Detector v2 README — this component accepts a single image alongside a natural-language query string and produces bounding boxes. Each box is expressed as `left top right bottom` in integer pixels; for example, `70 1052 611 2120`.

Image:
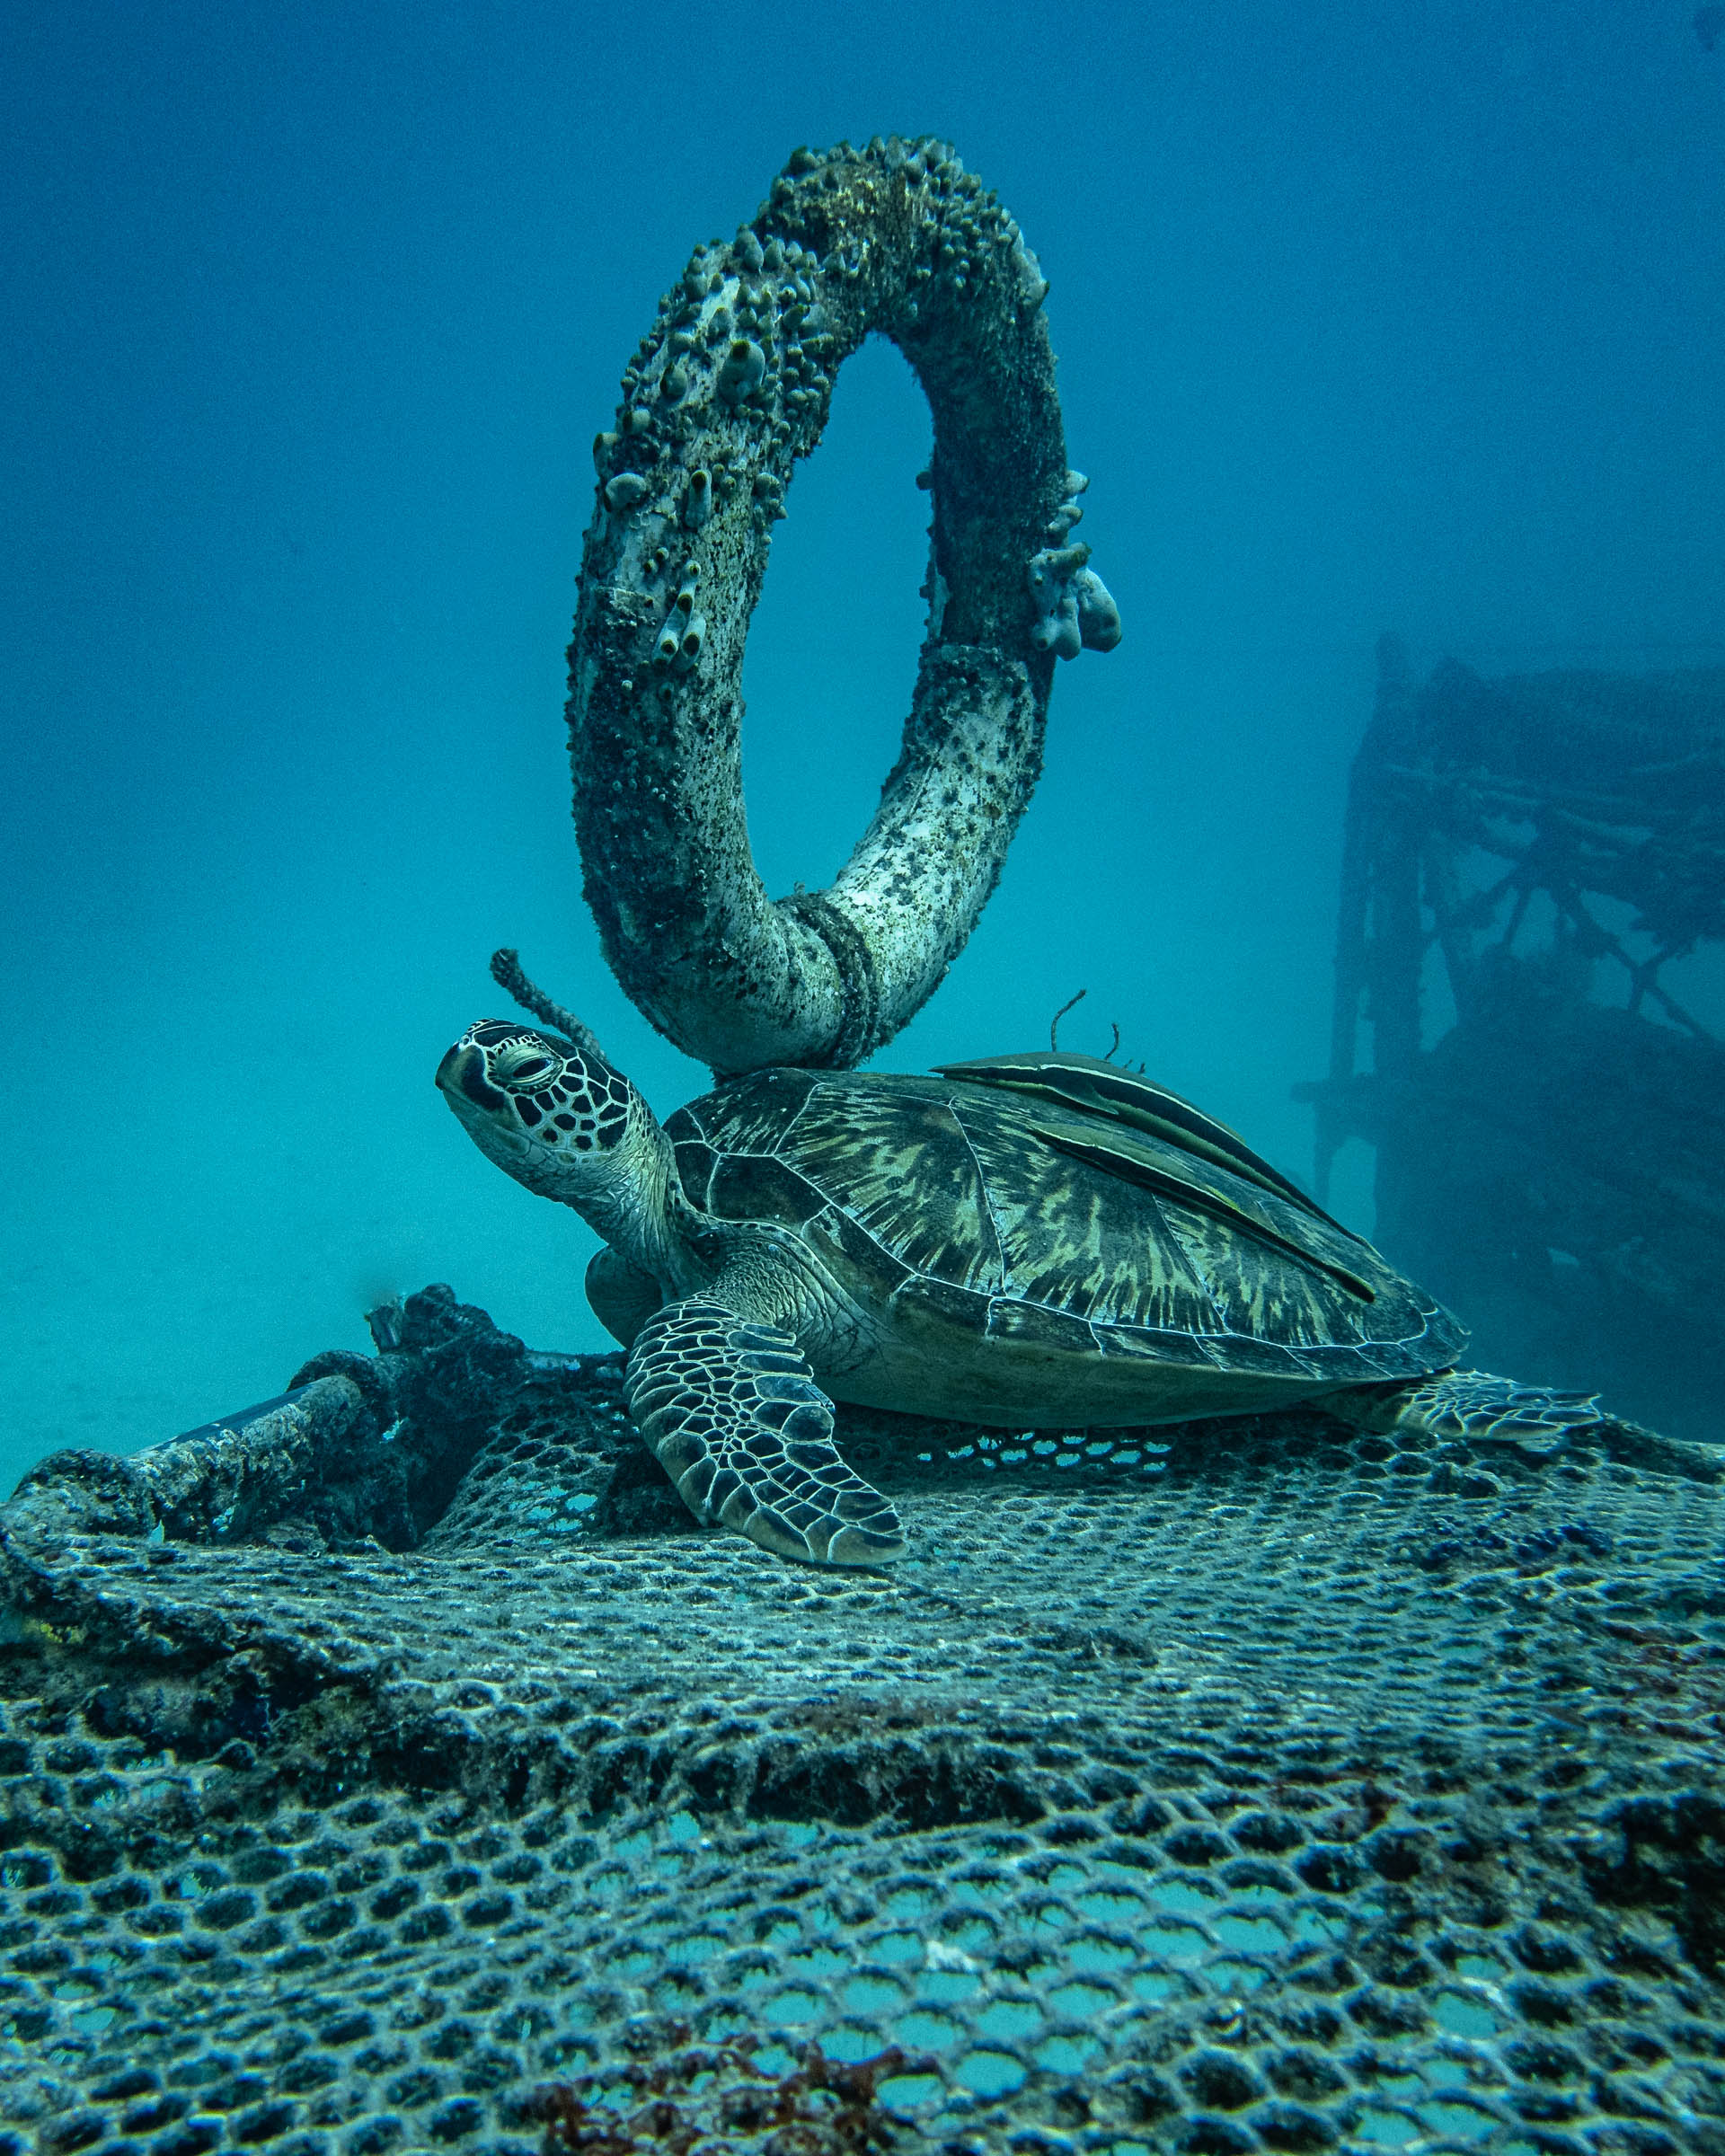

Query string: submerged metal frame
1299 636 1725 1426
1306 635 1725 1187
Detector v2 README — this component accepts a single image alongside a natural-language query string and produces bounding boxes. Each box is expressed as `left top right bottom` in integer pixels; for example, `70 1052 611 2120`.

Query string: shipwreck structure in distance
1300 637 1725 1442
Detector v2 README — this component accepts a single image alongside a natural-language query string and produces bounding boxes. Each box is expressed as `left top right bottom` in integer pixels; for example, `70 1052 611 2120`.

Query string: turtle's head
436 1020 653 1217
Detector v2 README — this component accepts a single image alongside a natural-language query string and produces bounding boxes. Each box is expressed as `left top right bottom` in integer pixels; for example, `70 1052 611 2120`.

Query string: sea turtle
436 982 1601 1567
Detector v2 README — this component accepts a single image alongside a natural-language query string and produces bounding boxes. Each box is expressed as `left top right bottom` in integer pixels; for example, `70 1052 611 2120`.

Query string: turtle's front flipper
624 1297 907 1566
1342 1369 1603 1453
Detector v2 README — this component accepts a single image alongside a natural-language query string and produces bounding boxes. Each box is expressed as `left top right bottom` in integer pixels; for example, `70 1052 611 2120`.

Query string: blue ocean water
3 0 1723 1486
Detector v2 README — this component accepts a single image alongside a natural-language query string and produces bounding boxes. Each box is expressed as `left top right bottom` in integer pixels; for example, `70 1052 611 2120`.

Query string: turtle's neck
569 1111 707 1295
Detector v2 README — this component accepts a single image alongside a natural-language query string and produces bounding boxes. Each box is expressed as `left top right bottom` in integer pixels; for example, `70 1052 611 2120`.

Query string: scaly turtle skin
437 1019 1602 1567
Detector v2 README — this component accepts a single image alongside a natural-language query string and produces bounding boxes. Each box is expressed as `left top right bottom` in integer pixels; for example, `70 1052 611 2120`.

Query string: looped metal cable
568 137 1118 1075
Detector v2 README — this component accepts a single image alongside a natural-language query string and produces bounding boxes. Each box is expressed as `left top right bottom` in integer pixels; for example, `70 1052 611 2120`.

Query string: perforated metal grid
1 1292 1721 2155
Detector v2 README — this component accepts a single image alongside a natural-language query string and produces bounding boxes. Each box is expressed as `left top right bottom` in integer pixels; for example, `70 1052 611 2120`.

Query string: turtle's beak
436 1043 507 1114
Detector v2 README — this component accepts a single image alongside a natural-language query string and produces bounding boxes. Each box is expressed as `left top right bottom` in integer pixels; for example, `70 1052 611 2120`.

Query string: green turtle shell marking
664 1064 1462 1409
934 1049 1362 1237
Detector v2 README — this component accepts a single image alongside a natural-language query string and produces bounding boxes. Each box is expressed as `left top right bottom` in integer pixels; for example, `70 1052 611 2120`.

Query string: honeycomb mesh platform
1 1287 1721 2156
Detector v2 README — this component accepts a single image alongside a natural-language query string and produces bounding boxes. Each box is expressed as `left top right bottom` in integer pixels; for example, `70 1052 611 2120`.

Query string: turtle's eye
491 1042 559 1091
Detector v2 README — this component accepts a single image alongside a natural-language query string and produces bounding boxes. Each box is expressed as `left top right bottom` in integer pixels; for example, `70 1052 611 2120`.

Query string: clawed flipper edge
1393 1369 1604 1451
624 1297 907 1566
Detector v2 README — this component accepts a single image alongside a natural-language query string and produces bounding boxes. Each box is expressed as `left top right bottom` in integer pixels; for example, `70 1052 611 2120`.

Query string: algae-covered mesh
2 1287 1722 2156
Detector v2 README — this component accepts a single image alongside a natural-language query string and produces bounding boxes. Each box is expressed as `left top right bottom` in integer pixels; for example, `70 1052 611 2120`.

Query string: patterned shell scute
1088 1321 1229 1368
668 1068 821 1220
1158 1204 1360 1356
676 1069 1462 1371
800 1204 916 1305
706 1149 827 1229
671 1067 824 1164
949 1097 1214 1335
984 1297 1099 1359
727 1076 1005 1297
669 1134 721 1214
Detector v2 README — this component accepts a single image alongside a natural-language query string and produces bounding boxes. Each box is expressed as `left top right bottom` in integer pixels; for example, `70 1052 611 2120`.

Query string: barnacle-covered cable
570 136 1120 1074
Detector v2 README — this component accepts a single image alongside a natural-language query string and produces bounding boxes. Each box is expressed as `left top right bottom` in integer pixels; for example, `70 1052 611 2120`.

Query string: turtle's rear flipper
624 1297 907 1566
1339 1369 1603 1453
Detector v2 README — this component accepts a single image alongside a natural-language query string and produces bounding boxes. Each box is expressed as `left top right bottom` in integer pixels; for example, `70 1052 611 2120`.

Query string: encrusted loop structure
571 137 1119 1074
3 1286 1723 2153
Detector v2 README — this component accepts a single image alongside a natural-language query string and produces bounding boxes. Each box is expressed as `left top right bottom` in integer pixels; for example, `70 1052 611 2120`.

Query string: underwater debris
537 2033 917 2154
571 137 1121 1074
1303 641 1725 1441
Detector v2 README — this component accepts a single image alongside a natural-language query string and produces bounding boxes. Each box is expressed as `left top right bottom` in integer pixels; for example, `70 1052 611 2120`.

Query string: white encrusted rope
570 136 1120 1075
